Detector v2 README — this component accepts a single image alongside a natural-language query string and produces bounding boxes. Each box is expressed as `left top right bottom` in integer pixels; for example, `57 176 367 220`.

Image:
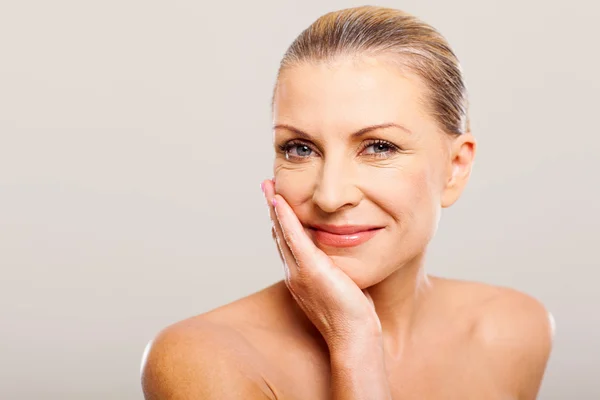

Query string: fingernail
260 181 265 194
271 196 277 207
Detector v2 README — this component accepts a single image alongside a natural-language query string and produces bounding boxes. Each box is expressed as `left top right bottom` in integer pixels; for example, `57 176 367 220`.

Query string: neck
367 251 433 357
280 251 435 357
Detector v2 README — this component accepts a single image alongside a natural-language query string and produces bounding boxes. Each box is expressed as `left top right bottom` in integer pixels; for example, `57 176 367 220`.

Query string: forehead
273 56 436 135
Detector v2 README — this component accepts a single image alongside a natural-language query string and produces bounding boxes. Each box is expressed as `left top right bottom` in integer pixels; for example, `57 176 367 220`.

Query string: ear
441 132 476 208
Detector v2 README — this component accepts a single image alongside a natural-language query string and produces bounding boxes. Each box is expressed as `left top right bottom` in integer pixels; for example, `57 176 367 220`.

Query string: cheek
407 167 440 208
273 166 318 206
369 165 441 237
400 167 442 238
363 164 438 211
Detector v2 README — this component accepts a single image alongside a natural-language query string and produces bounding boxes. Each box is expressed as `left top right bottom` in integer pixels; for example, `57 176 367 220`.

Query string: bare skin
141 55 554 399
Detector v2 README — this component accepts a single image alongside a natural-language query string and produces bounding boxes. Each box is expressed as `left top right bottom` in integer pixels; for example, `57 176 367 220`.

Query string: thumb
362 289 382 332
362 289 375 310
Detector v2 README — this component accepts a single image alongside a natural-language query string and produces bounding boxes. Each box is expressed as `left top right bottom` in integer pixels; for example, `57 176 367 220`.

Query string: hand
261 178 382 349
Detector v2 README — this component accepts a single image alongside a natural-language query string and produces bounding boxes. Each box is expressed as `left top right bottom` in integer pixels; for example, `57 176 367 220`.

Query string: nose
311 157 363 213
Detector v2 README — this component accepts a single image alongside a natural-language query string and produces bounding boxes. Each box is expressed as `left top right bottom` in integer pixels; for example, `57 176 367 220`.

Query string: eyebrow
272 122 413 139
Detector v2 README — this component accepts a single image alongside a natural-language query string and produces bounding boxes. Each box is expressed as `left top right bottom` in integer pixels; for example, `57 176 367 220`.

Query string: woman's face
272 55 474 288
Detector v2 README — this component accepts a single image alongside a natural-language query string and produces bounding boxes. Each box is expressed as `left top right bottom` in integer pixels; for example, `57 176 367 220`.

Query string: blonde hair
274 6 470 135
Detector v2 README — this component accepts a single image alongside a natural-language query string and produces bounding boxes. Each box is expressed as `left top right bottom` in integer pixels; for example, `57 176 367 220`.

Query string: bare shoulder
437 277 555 399
477 285 554 398
140 293 280 400
473 284 555 348
433 277 554 342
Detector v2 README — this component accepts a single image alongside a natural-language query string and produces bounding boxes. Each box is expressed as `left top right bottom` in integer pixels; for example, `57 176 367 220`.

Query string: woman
141 6 554 399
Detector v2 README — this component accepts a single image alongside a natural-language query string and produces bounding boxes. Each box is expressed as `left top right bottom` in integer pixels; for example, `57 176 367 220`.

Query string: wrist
328 329 385 366
325 319 383 353
328 333 392 400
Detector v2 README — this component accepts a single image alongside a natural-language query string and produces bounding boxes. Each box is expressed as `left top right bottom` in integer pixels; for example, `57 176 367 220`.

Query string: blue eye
364 142 392 154
289 143 313 157
278 141 315 159
277 139 400 161
361 140 400 158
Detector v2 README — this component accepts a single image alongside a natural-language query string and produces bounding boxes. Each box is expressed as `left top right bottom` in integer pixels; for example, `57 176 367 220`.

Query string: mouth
306 224 384 248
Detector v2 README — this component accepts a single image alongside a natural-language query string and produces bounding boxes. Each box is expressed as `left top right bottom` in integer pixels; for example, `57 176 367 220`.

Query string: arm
141 322 275 400
329 332 393 400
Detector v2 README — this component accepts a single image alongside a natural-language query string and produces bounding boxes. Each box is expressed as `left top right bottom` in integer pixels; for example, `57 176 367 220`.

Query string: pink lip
308 225 383 248
310 224 383 234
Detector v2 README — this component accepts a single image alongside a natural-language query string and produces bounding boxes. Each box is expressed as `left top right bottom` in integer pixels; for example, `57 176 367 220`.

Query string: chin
326 254 392 289
322 239 429 289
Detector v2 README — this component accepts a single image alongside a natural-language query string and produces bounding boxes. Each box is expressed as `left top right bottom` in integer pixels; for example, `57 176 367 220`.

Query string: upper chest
258 333 511 400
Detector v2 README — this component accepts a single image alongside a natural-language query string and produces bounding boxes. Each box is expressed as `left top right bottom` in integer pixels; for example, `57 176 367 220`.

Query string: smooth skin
141 55 554 399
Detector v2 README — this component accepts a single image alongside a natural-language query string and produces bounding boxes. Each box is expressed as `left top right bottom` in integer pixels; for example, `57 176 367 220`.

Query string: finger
270 202 296 273
271 225 284 264
262 179 298 276
272 193 326 270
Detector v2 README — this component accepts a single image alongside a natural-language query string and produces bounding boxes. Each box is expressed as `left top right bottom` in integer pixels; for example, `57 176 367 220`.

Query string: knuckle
285 273 304 292
282 230 295 246
290 269 313 290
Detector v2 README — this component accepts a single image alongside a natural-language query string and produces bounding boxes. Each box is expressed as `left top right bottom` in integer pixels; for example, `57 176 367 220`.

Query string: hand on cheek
260 178 381 348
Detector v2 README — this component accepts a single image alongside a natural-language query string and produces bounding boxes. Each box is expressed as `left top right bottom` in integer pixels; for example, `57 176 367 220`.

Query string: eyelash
277 139 401 160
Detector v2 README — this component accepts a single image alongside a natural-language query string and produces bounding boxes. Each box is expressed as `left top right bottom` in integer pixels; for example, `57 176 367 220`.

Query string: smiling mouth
309 224 384 234
306 225 383 248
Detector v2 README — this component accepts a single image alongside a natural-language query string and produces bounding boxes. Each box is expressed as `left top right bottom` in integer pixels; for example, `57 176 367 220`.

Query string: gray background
1 0 598 399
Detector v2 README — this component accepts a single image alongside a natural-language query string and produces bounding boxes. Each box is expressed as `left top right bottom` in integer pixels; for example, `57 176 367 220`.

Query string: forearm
328 335 393 400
